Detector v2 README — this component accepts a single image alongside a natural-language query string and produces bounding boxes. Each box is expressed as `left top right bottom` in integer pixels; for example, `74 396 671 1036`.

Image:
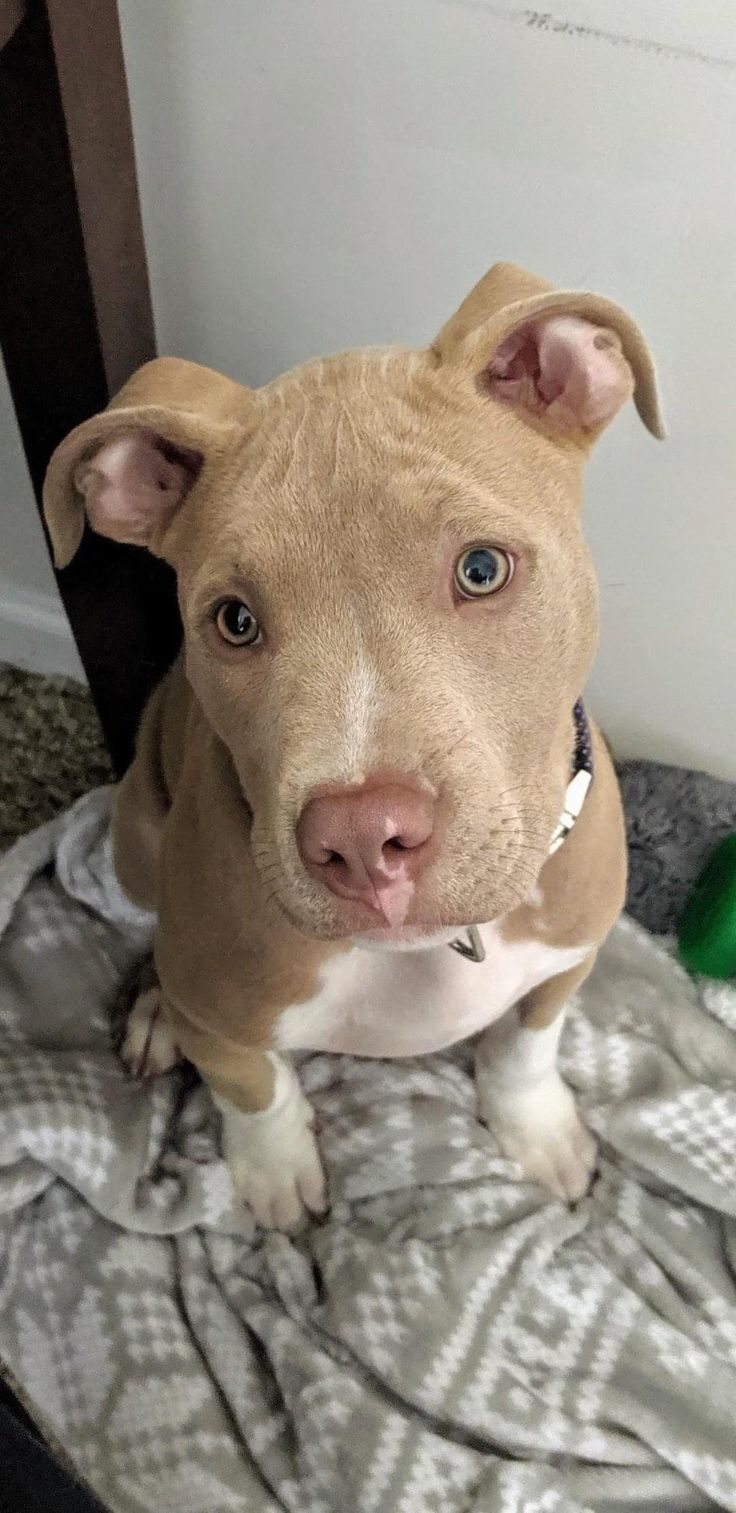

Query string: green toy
678 835 736 980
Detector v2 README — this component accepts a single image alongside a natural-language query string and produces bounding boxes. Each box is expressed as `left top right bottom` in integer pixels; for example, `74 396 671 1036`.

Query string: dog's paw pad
121 988 182 1079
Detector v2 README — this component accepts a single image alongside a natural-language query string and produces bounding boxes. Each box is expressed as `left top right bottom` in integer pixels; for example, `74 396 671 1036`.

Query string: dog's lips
267 817 548 940
360 924 427 943
291 890 497 943
354 923 461 951
316 896 426 937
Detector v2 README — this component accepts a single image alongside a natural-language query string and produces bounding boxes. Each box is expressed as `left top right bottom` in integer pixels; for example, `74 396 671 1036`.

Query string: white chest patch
275 926 590 1058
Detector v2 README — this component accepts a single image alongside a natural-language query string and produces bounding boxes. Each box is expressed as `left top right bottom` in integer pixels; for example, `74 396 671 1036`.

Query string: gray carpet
617 758 736 934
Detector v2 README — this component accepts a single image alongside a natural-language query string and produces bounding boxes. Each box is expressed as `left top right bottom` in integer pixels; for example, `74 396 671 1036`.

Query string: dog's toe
517 1118 597 1203
479 1071 597 1204
223 1080 329 1234
231 1129 329 1233
121 988 182 1079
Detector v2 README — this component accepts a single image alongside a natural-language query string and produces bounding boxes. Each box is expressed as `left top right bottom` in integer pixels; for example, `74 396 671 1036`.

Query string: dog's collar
450 701 594 964
548 700 594 856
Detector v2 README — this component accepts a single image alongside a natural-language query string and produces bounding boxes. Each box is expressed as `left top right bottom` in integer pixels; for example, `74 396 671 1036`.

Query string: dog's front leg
121 980 326 1231
475 957 597 1203
208 1050 328 1233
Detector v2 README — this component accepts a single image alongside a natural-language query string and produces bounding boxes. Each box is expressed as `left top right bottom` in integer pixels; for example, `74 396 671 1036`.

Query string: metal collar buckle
448 924 486 963
547 768 593 856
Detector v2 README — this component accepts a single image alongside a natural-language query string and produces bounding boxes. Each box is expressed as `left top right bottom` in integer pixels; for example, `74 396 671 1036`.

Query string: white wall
3 1 735 774
0 358 83 678
115 0 736 780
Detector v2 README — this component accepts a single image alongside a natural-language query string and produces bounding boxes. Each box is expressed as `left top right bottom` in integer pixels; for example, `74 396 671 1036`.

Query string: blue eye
454 546 513 598
215 598 261 645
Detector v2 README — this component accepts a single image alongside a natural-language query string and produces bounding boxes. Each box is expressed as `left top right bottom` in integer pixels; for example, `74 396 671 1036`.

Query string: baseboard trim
0 579 86 681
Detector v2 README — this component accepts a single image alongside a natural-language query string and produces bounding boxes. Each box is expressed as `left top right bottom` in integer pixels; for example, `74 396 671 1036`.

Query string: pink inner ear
74 430 202 548
486 315 632 435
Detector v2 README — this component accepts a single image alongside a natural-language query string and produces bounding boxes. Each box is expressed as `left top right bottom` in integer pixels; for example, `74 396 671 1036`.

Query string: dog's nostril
297 782 436 904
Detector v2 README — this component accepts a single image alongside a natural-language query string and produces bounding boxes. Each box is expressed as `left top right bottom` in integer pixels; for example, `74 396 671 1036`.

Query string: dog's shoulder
113 656 200 907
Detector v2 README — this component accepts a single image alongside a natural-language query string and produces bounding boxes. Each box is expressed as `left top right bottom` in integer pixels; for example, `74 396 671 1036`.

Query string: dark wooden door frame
0 0 181 773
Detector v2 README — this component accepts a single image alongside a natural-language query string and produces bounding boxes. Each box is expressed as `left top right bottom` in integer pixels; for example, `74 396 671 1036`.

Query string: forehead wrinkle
387 452 538 541
233 347 472 510
357 350 375 396
256 345 421 409
235 393 312 494
259 355 328 408
333 401 365 472
279 392 312 487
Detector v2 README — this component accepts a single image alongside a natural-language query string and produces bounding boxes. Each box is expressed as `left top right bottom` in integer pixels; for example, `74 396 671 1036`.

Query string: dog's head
44 263 662 941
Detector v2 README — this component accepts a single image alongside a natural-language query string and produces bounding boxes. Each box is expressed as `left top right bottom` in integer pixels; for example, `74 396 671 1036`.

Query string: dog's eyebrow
439 506 532 549
187 560 260 610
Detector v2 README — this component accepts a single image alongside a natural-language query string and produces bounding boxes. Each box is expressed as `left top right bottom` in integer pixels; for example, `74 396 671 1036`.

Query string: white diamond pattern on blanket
704 979 736 1034
697 1296 736 1361
638 1087 736 1188
14 1306 69 1435
1 790 736 1512
119 1289 194 1365
117 1464 246 1513
65 1287 117 1427
498 1487 566 1513
393 1435 482 1513
495 1465 597 1513
110 1375 213 1441
361 1415 411 1513
675 1452 736 1508
647 1317 709 1380
103 1427 239 1488
335 1243 443 1375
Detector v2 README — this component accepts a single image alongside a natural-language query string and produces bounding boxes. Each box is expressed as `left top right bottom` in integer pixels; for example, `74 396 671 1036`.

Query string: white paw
478 1071 597 1203
121 988 182 1079
215 1062 328 1234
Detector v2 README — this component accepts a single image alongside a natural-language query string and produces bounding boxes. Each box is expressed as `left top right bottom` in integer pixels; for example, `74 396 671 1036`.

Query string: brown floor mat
0 664 111 853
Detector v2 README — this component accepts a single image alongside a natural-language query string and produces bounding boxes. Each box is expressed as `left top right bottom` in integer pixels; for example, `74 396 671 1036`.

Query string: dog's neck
450 702 594 964
547 701 594 856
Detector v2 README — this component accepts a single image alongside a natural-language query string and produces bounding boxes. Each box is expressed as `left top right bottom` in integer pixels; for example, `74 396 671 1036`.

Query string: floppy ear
43 357 251 568
432 262 665 444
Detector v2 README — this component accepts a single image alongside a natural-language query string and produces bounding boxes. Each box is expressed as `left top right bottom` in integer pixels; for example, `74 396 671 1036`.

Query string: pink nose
297 781 435 927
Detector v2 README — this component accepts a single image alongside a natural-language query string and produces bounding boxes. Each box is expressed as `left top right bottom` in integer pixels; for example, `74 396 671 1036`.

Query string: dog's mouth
253 795 552 942
353 923 462 952
267 870 529 945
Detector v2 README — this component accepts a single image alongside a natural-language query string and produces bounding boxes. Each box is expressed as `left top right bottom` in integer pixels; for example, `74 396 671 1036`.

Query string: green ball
678 834 736 980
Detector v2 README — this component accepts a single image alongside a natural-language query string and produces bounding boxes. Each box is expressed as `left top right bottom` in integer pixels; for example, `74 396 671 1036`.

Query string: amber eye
454 545 514 598
215 599 261 646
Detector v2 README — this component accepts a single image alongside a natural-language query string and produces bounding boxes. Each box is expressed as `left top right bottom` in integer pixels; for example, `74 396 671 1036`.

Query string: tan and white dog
43 262 663 1232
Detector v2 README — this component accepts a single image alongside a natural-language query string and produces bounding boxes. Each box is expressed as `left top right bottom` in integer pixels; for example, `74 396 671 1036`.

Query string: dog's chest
275 924 588 1058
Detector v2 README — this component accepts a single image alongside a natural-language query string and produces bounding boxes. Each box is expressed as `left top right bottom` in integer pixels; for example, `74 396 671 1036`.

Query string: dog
43 262 663 1232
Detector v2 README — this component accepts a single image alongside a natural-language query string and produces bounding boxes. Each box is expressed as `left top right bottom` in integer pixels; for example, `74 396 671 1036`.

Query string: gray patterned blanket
1 788 736 1513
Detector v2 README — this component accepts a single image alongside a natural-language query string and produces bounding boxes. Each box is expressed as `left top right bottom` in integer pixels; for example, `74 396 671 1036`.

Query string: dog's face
44 263 662 940
174 350 600 939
